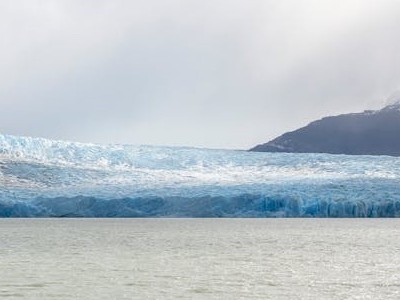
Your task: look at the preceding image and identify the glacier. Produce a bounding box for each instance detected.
[1,133,400,217]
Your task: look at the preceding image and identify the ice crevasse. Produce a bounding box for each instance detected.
[0,133,400,217]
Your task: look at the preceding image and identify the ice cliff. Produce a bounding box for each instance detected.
[1,134,400,217]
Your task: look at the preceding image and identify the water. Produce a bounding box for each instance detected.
[1,219,400,299]
[2,133,400,217]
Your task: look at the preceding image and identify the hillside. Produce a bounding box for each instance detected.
[250,101,400,156]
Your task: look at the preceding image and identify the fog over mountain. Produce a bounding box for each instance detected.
[1,1,400,148]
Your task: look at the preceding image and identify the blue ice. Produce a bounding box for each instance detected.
[0,134,399,217]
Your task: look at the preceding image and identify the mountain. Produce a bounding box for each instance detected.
[250,100,400,156]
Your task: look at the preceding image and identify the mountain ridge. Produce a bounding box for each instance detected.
[250,101,400,156]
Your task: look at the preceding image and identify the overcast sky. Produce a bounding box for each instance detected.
[1,0,400,149]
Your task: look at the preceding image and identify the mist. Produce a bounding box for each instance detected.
[1,0,400,149]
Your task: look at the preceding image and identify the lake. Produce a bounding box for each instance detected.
[1,219,399,299]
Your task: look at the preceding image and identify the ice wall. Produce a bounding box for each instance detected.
[1,134,399,217]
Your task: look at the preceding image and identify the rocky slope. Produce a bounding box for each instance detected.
[251,101,400,156]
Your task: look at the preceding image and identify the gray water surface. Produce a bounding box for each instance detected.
[1,219,399,299]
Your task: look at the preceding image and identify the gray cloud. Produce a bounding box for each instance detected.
[1,0,400,149]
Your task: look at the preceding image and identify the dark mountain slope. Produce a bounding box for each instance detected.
[250,102,400,156]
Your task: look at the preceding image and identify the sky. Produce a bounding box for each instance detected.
[1,0,400,149]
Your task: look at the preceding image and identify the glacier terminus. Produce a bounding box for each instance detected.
[0,133,400,217]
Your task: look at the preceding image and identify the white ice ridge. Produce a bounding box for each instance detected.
[0,133,400,217]
[384,90,400,109]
